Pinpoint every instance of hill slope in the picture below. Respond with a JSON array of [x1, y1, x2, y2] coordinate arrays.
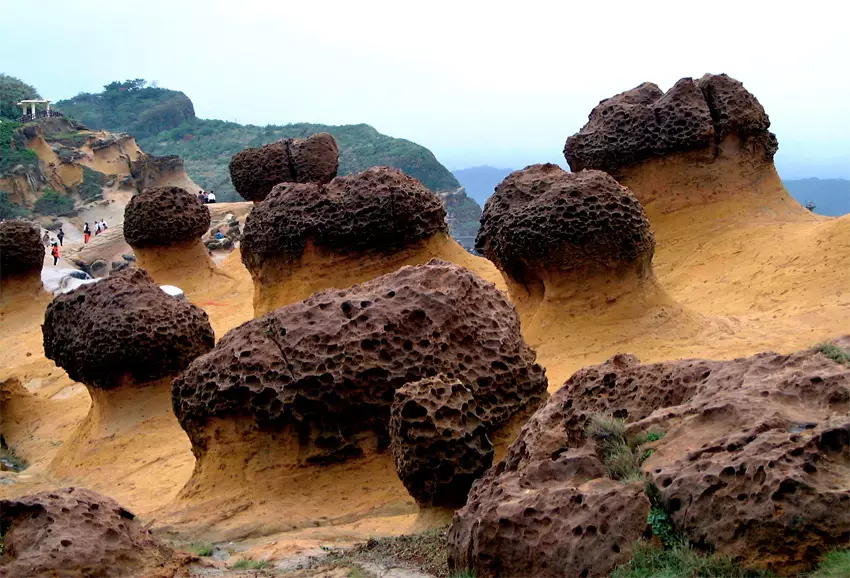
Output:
[[452, 165, 515, 206], [783, 177, 850, 216], [57, 81, 460, 202]]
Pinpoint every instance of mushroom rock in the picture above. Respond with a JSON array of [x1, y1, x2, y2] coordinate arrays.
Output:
[[241, 166, 505, 316], [0, 487, 183, 577], [228, 132, 340, 202], [389, 375, 494, 528], [130, 153, 201, 194], [477, 164, 700, 384], [123, 186, 227, 293], [42, 268, 214, 485], [0, 220, 45, 299], [564, 73, 804, 224], [167, 260, 547, 538], [449, 339, 850, 577]]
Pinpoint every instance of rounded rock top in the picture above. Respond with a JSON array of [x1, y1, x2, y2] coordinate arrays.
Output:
[[564, 73, 777, 174], [240, 166, 447, 269], [42, 268, 214, 389], [123, 186, 210, 248], [476, 164, 655, 278], [0, 220, 44, 278]]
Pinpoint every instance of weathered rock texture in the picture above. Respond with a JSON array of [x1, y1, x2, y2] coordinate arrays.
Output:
[[450, 338, 850, 577], [229, 132, 339, 202], [43, 268, 214, 389], [389, 375, 494, 508], [0, 220, 43, 279], [477, 164, 655, 284], [130, 153, 199, 193], [123, 186, 210, 247], [0, 487, 178, 577], [241, 166, 447, 269], [173, 260, 547, 465], [564, 73, 777, 175]]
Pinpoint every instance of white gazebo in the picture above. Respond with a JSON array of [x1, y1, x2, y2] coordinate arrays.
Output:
[[18, 99, 52, 116]]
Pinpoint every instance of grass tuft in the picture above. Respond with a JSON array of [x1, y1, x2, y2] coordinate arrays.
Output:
[[611, 541, 774, 578], [185, 542, 214, 556], [816, 342, 850, 365], [808, 550, 850, 578], [230, 558, 271, 570]]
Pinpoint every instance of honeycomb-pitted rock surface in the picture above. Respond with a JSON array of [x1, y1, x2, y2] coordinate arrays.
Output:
[[476, 164, 655, 282], [43, 268, 214, 389], [0, 487, 175, 577], [228, 132, 339, 202], [0, 220, 43, 278], [130, 154, 189, 191], [389, 375, 494, 508], [123, 186, 210, 247], [564, 73, 778, 174], [450, 338, 850, 576], [173, 260, 547, 464], [240, 166, 448, 271]]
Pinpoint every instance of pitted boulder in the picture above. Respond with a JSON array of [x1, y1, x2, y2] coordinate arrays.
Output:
[[564, 73, 777, 174], [123, 186, 210, 247], [173, 259, 547, 464], [476, 164, 655, 282], [42, 268, 214, 389], [0, 487, 176, 577], [389, 375, 494, 508], [228, 132, 339, 202], [0, 220, 43, 278], [240, 166, 448, 271]]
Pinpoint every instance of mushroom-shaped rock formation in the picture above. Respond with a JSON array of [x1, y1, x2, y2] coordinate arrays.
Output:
[[477, 164, 704, 385], [0, 220, 44, 298], [389, 375, 494, 526], [228, 132, 339, 202], [123, 186, 225, 293], [167, 260, 547, 538], [450, 338, 850, 577], [0, 487, 181, 577], [241, 166, 506, 315], [130, 153, 201, 193], [42, 268, 214, 484]]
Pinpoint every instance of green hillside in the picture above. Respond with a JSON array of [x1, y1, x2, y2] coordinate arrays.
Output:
[[56, 80, 460, 202]]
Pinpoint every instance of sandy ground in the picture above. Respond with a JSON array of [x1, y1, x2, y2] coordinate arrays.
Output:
[[1, 174, 848, 573]]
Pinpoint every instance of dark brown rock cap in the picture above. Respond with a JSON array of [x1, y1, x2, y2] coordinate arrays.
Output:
[[240, 166, 448, 271], [43, 268, 214, 389], [0, 487, 175, 577], [173, 259, 547, 464], [0, 220, 44, 278], [229, 132, 339, 202], [564, 73, 778, 174], [389, 375, 494, 508], [476, 164, 655, 282], [123, 186, 210, 247]]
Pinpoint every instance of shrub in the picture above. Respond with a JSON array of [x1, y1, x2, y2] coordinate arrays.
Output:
[[77, 166, 105, 203], [809, 550, 850, 578], [816, 342, 850, 365], [611, 541, 774, 578], [0, 121, 39, 175], [0, 191, 30, 219], [230, 559, 270, 570], [186, 542, 214, 556], [33, 189, 74, 215]]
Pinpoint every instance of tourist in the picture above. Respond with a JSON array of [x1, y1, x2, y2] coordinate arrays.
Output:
[[95, 221, 102, 236], [43, 231, 51, 247], [198, 190, 207, 203], [101, 218, 108, 230], [51, 242, 60, 266], [83, 222, 91, 244], [206, 190, 216, 204], [57, 228, 65, 246]]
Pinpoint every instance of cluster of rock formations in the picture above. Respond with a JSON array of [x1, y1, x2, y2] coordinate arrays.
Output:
[[0, 220, 44, 297]]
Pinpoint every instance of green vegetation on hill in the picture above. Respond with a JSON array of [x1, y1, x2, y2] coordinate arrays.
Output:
[[57, 79, 195, 140], [55, 80, 460, 202], [0, 121, 38, 175], [34, 189, 74, 215], [0, 74, 40, 120], [0, 191, 29, 219]]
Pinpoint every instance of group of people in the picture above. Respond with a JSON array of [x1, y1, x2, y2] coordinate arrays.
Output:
[[83, 219, 108, 244], [42, 228, 64, 266], [198, 190, 216, 204]]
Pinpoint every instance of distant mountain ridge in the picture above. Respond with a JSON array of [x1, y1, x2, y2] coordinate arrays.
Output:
[[56, 81, 460, 202], [452, 165, 514, 206], [782, 178, 850, 216]]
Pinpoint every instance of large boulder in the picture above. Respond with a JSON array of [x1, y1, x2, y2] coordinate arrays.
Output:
[[228, 132, 339, 202], [389, 375, 494, 509], [564, 73, 777, 175], [450, 339, 850, 577], [0, 220, 44, 279], [0, 487, 179, 577], [123, 186, 210, 248], [42, 268, 214, 389]]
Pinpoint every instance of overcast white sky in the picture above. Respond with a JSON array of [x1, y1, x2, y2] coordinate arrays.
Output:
[[4, 0, 848, 177]]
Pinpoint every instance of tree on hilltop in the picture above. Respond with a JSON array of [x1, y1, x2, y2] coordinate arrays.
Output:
[[0, 74, 40, 120]]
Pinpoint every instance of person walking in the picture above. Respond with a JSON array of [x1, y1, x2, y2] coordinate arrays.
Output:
[[43, 231, 51, 247], [101, 218, 108, 230], [95, 221, 102, 236], [57, 228, 65, 246], [84, 222, 91, 244], [51, 242, 60, 266]]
